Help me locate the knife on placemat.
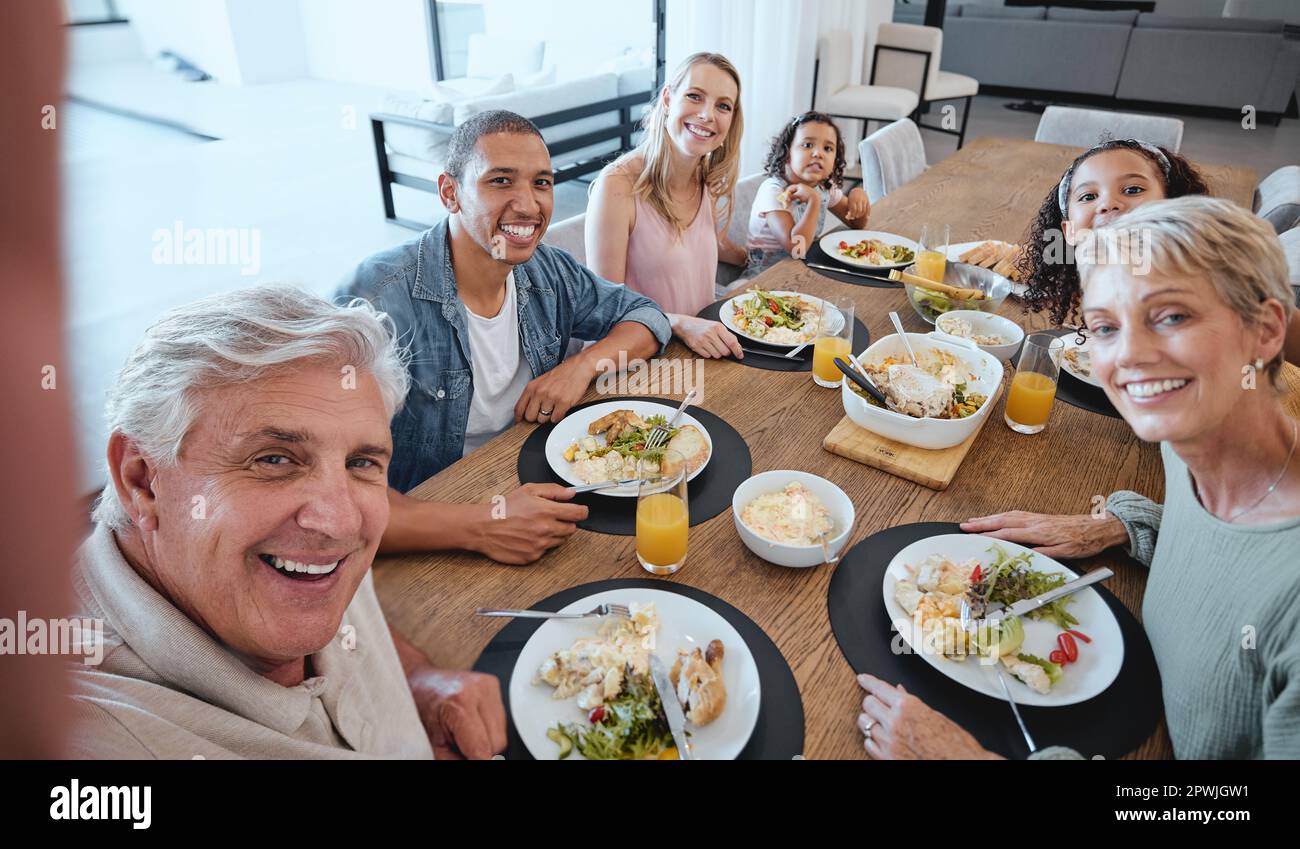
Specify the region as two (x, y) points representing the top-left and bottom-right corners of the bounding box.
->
(805, 261), (896, 282)
(647, 654), (694, 760)
(737, 345), (804, 360)
(980, 568), (1114, 624)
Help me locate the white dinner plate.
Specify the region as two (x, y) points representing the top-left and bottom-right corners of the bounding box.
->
(820, 229), (918, 270)
(1058, 329), (1102, 388)
(947, 240), (1028, 298)
(544, 399), (713, 497)
(881, 533), (1123, 707)
(719, 290), (841, 347)
(509, 588), (763, 759)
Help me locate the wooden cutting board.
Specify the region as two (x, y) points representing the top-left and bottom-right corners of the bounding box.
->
(822, 379), (1005, 491)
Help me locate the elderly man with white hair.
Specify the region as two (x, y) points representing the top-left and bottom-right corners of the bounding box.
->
(69, 285), (505, 759)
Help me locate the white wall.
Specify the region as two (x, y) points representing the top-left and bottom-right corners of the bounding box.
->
(298, 0), (435, 90)
(225, 0), (309, 84)
(481, 0), (653, 55)
(119, 0), (242, 82)
(665, 0), (892, 175)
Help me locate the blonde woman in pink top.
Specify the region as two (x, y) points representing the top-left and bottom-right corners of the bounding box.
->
(587, 53), (749, 359)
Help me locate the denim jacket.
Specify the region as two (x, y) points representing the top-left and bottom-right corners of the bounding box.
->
(337, 221), (672, 493)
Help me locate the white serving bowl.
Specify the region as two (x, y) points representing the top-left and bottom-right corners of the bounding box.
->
(732, 470), (855, 568)
(933, 310), (1025, 363)
(840, 332), (1003, 450)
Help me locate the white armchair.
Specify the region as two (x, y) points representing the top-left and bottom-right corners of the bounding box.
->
(813, 31), (920, 145)
(872, 23), (979, 149)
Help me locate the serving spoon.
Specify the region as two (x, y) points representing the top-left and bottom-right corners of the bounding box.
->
(888, 310), (919, 367)
(834, 357), (889, 407)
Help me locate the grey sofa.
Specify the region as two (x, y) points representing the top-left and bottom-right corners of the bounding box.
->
(893, 3), (1300, 118)
(1117, 14), (1300, 114)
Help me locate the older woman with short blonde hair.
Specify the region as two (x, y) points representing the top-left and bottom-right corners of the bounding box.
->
(857, 197), (1300, 760)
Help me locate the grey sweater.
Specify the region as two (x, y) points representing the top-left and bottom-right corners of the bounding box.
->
(1102, 442), (1300, 759)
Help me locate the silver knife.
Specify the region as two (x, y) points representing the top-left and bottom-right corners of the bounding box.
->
(569, 477), (638, 494)
(805, 261), (895, 282)
(737, 345), (801, 360)
(981, 568), (1113, 624)
(647, 654), (693, 760)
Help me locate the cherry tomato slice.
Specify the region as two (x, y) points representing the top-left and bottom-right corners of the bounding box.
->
(1058, 632), (1079, 663)
(970, 565), (982, 583)
(1067, 629), (1092, 644)
(1049, 650), (1066, 665)
(588, 705), (606, 724)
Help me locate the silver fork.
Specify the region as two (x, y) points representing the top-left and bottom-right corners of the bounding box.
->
(644, 388), (699, 451)
(473, 603), (631, 621)
(959, 598), (1038, 754)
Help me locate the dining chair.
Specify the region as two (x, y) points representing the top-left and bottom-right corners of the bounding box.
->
(1280, 228), (1300, 294)
(1033, 106), (1185, 152)
(857, 118), (928, 204)
(542, 211), (587, 265)
(541, 213), (590, 360)
(871, 22), (979, 150)
(813, 30), (920, 151)
(717, 172), (767, 293)
(1254, 165), (1300, 235)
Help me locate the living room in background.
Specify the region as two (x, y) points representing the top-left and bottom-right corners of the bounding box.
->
(369, 0), (661, 229)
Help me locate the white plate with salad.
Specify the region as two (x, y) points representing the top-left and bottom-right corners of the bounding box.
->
(821, 230), (917, 270)
(1058, 329), (1102, 388)
(720, 289), (840, 347)
(510, 588), (762, 759)
(544, 400), (713, 497)
(881, 533), (1123, 706)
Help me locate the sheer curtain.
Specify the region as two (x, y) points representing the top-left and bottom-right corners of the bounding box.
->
(664, 0), (893, 175)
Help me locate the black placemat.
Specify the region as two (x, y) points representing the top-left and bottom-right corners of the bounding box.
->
(827, 522), (1162, 760)
(472, 578), (805, 760)
(803, 239), (900, 288)
(696, 298), (870, 373)
(516, 396), (752, 536)
(1035, 328), (1121, 419)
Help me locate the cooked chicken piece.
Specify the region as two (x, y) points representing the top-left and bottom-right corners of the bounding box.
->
(663, 424), (710, 475)
(895, 579), (924, 616)
(1002, 654), (1052, 695)
(670, 640), (727, 726)
(587, 409), (649, 443)
(914, 554), (973, 595)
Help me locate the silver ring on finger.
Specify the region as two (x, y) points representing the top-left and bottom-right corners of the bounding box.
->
(539, 408), (554, 418)
(860, 717), (876, 740)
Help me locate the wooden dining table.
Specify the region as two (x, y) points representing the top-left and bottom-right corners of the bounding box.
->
(373, 136), (1260, 760)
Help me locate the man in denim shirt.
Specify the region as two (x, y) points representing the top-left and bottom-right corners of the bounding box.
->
(339, 111), (670, 564)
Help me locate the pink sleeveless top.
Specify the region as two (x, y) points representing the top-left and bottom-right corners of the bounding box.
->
(624, 188), (717, 316)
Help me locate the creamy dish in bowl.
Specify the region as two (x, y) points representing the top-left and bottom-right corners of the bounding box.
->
(740, 482), (835, 546)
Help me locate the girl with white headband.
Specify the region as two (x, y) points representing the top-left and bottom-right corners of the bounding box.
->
(1016, 138), (1300, 366)
(1017, 138), (1207, 325)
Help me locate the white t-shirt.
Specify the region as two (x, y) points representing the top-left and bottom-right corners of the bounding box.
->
(746, 176), (844, 252)
(462, 272), (534, 457)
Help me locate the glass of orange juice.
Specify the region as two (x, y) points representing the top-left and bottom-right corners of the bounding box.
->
(812, 295), (855, 388)
(1005, 332), (1065, 434)
(915, 223), (949, 284)
(635, 449), (689, 575)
